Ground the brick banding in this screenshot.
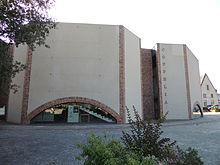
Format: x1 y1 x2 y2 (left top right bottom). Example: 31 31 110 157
21 47 33 124
119 25 125 123
141 49 154 120
26 97 122 124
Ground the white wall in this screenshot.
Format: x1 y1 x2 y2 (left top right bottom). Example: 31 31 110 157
7 45 27 123
218 94 220 105
186 47 202 111
28 23 120 114
124 28 142 122
159 44 189 120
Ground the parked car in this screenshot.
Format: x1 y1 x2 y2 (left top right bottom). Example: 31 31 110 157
207 105 212 111
212 105 220 110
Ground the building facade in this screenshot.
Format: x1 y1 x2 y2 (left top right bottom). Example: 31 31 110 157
218 94 220 105
201 74 218 107
141 44 202 120
7 23 142 124
5 23 202 124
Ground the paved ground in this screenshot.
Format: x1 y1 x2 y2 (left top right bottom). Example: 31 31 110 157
0 112 220 165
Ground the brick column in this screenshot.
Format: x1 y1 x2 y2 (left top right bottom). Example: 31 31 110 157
21 47 32 124
119 25 125 123
141 49 154 120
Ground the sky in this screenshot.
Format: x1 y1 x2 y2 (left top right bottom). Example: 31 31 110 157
50 0 220 91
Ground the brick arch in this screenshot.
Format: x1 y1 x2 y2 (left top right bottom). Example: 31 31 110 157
26 97 122 124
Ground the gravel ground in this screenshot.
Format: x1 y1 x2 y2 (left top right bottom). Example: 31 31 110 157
0 112 220 165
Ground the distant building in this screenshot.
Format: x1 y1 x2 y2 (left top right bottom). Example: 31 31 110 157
218 94 220 105
201 74 218 107
5 23 202 124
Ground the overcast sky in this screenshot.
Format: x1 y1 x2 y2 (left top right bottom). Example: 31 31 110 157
50 0 220 91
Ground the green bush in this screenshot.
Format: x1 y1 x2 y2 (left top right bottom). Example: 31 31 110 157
122 107 176 162
121 106 203 165
76 107 203 165
169 147 204 165
202 107 209 112
76 133 157 165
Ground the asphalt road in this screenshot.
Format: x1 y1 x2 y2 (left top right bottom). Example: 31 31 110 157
0 112 220 165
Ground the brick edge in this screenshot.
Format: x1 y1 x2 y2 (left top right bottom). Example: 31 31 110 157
21 47 32 124
140 49 154 120
119 25 125 123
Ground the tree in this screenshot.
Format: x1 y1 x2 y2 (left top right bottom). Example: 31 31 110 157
0 0 56 95
0 41 25 95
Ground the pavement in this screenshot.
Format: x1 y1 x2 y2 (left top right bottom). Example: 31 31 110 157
0 112 220 165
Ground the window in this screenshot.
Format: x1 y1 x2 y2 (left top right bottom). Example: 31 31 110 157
206 85 209 90
204 102 207 106
203 94 206 98
211 100 214 105
211 94 213 98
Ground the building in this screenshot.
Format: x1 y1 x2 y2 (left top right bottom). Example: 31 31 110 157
201 74 218 107
141 44 202 120
5 23 202 124
7 23 142 124
218 94 220 105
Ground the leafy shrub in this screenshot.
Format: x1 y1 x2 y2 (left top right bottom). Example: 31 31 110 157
76 107 203 165
121 107 176 162
121 106 203 165
76 133 157 165
169 147 204 165
202 107 209 112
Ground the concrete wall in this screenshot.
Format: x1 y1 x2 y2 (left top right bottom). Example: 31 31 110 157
158 44 189 120
7 45 27 123
124 28 142 122
201 75 218 106
27 23 120 115
186 47 202 111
